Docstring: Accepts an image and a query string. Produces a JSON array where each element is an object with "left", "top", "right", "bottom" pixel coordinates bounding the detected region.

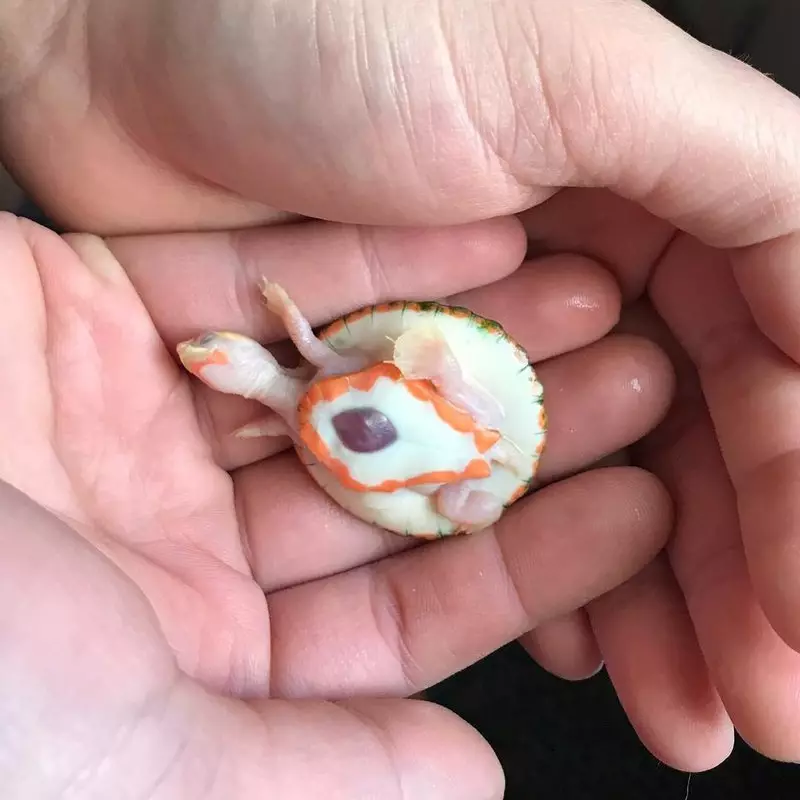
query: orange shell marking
[{"left": 297, "top": 362, "right": 501, "bottom": 493}]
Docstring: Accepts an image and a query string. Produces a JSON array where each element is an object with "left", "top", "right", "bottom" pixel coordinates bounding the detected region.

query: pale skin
[
  {"left": 4, "top": 0, "right": 800, "bottom": 792},
  {"left": 178, "top": 280, "right": 525, "bottom": 529},
  {"left": 0, "top": 208, "right": 673, "bottom": 800}
]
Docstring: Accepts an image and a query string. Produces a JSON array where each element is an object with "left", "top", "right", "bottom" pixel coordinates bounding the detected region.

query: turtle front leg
[
  {"left": 435, "top": 482, "right": 506, "bottom": 532},
  {"left": 233, "top": 411, "right": 295, "bottom": 440},
  {"left": 392, "top": 324, "right": 506, "bottom": 430},
  {"left": 260, "top": 280, "right": 369, "bottom": 376}
]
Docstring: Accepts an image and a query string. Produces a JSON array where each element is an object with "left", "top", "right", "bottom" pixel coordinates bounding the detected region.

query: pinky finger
[
  {"left": 519, "top": 610, "right": 603, "bottom": 681},
  {"left": 588, "top": 556, "right": 734, "bottom": 772}
]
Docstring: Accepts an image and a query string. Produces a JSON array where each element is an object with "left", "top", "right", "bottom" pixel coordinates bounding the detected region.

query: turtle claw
[
  {"left": 260, "top": 278, "right": 291, "bottom": 315},
  {"left": 488, "top": 439, "right": 531, "bottom": 479}
]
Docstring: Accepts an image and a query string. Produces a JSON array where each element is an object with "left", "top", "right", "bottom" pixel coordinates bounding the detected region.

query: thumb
[
  {"left": 6, "top": 0, "right": 800, "bottom": 241},
  {"left": 0, "top": 480, "right": 502, "bottom": 799},
  {"left": 211, "top": 696, "right": 504, "bottom": 800},
  {"left": 75, "top": 0, "right": 800, "bottom": 238}
]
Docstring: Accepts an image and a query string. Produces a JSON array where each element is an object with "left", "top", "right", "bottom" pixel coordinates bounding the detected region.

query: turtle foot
[{"left": 435, "top": 482, "right": 505, "bottom": 531}]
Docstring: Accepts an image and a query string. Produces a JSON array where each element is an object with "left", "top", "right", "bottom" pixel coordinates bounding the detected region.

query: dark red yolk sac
[{"left": 332, "top": 407, "right": 398, "bottom": 453}]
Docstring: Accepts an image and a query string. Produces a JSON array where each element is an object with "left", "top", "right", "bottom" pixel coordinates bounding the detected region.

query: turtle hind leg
[
  {"left": 435, "top": 482, "right": 505, "bottom": 532},
  {"left": 393, "top": 324, "right": 505, "bottom": 430}
]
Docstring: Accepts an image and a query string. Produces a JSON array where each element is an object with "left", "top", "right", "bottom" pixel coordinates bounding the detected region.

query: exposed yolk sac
[{"left": 332, "top": 407, "right": 398, "bottom": 453}]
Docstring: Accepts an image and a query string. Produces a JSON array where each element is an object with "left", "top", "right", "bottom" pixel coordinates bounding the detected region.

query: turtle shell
[{"left": 296, "top": 300, "right": 547, "bottom": 537}]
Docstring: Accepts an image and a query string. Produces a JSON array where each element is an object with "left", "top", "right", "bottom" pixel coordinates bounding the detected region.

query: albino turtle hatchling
[{"left": 177, "top": 280, "right": 547, "bottom": 538}]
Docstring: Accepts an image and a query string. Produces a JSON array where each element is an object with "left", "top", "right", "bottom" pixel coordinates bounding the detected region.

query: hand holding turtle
[
  {"left": 0, "top": 213, "right": 670, "bottom": 797},
  {"left": 6, "top": 0, "right": 800, "bottom": 784}
]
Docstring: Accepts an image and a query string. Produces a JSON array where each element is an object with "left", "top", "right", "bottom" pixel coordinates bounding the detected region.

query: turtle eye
[{"left": 332, "top": 407, "right": 398, "bottom": 453}]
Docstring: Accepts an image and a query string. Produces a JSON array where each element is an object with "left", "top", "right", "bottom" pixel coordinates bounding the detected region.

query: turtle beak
[{"left": 176, "top": 334, "right": 230, "bottom": 374}]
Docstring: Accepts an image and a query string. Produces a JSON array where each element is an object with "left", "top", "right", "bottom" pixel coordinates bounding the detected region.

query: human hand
[
  {"left": 6, "top": 0, "right": 800, "bottom": 775},
  {"left": 0, "top": 212, "right": 671, "bottom": 797},
  {"left": 517, "top": 184, "right": 800, "bottom": 772}
]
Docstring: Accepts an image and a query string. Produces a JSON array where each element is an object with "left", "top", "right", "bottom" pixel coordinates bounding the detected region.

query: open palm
[
  {"left": 5, "top": 212, "right": 274, "bottom": 690},
  {"left": 0, "top": 209, "right": 672, "bottom": 795}
]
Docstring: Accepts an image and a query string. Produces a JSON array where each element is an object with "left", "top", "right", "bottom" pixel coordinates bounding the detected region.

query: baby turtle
[{"left": 177, "top": 280, "right": 547, "bottom": 538}]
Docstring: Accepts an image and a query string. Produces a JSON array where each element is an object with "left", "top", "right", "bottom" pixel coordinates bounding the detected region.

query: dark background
[
  {"left": 8, "top": 0, "right": 800, "bottom": 797},
  {"left": 427, "top": 643, "right": 798, "bottom": 799},
  {"left": 427, "top": 2, "right": 800, "bottom": 798}
]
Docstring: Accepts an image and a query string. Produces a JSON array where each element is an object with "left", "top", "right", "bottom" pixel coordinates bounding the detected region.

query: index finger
[
  {"left": 650, "top": 233, "right": 800, "bottom": 658},
  {"left": 108, "top": 216, "right": 525, "bottom": 347}
]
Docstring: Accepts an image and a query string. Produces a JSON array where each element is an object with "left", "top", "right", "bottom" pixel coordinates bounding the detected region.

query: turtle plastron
[{"left": 176, "top": 280, "right": 547, "bottom": 538}]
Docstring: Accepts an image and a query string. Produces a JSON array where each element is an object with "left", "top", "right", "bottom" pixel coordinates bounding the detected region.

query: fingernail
[{"left": 65, "top": 234, "right": 129, "bottom": 285}]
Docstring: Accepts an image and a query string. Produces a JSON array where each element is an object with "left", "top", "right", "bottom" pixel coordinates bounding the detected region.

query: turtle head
[{"left": 177, "top": 331, "right": 304, "bottom": 416}]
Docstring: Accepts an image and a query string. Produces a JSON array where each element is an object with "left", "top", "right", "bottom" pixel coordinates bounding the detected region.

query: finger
[
  {"left": 520, "top": 450, "right": 626, "bottom": 684},
  {"left": 534, "top": 334, "right": 673, "bottom": 484},
  {"left": 112, "top": 217, "right": 525, "bottom": 348},
  {"left": 0, "top": 478, "right": 187, "bottom": 795},
  {"left": 624, "top": 300, "right": 800, "bottom": 764},
  {"left": 589, "top": 557, "right": 734, "bottom": 772},
  {"left": 240, "top": 333, "right": 673, "bottom": 591},
  {"left": 78, "top": 0, "right": 800, "bottom": 241},
  {"left": 16, "top": 0, "right": 800, "bottom": 258},
  {"left": 735, "top": 235, "right": 800, "bottom": 369},
  {"left": 448, "top": 254, "right": 622, "bottom": 363},
  {"left": 264, "top": 466, "right": 671, "bottom": 698},
  {"left": 519, "top": 189, "right": 674, "bottom": 301},
  {"left": 208, "top": 252, "right": 624, "bottom": 471},
  {"left": 0, "top": 481, "right": 502, "bottom": 800},
  {"left": 217, "top": 696, "right": 504, "bottom": 800},
  {"left": 646, "top": 385, "right": 800, "bottom": 763},
  {"left": 0, "top": 215, "right": 65, "bottom": 502},
  {"left": 518, "top": 610, "right": 603, "bottom": 681},
  {"left": 650, "top": 235, "right": 800, "bottom": 655}
]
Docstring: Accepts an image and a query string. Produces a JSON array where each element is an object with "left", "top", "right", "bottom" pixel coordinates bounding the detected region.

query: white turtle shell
[{"left": 294, "top": 300, "right": 547, "bottom": 537}]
